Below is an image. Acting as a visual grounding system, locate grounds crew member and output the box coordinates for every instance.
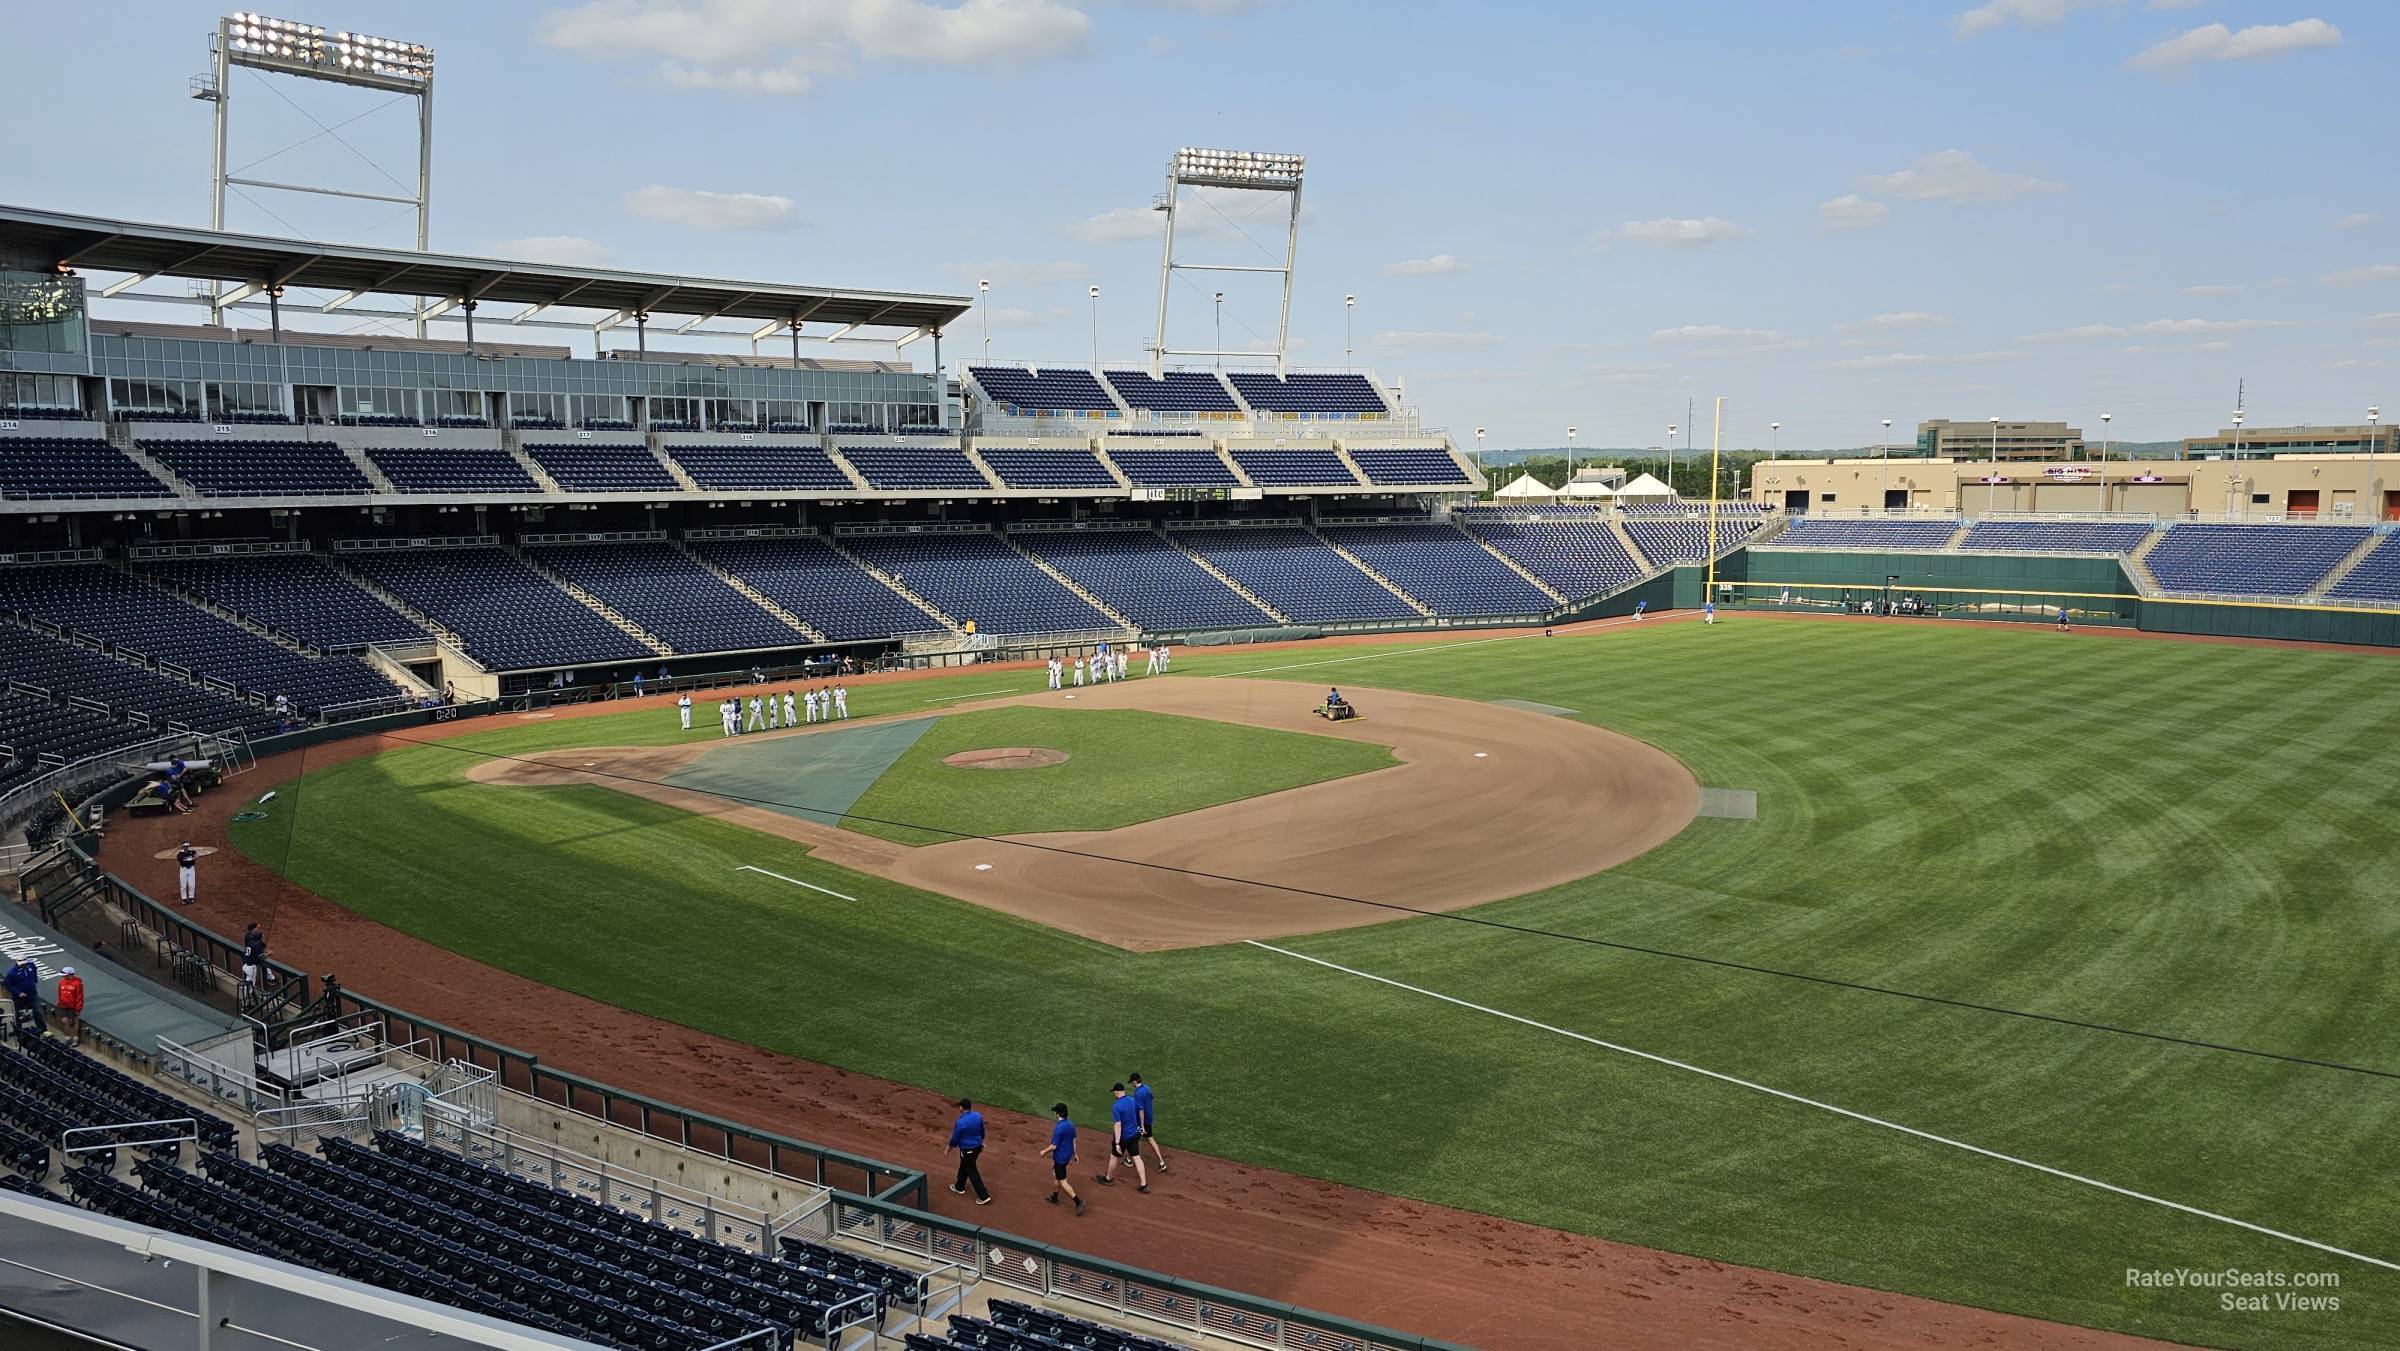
[1040,1103,1085,1215]
[1095,1083,1149,1193]
[947,1098,993,1204]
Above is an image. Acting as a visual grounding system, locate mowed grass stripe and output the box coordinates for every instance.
[236,629,2400,1348]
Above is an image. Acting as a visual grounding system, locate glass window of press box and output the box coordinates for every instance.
[510,392,565,425]
[760,399,805,429]
[2,373,81,410]
[569,394,627,427]
[828,401,884,430]
[708,398,756,429]
[649,396,700,426]
[111,378,203,416]
[424,389,482,421]
[207,382,287,417]
[0,271,88,357]
[340,387,419,421]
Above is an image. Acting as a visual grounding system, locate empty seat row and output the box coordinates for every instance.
[1227,450,1357,487]
[525,442,680,492]
[0,438,172,500]
[668,443,855,492]
[142,439,371,497]
[1107,449,1237,487]
[138,554,426,650]
[838,446,995,491]
[1773,518,1960,550]
[1226,371,1388,415]
[1347,449,1469,486]
[685,536,944,641]
[1318,523,1551,616]
[1101,369,1240,414]
[2327,532,2400,602]
[978,447,1119,489]
[1012,529,1273,630]
[341,547,657,670]
[366,447,540,494]
[969,366,1121,414]
[842,532,1113,635]
[528,542,807,654]
[1957,520,2155,554]
[0,625,279,738]
[1460,518,1642,597]
[1168,527,1417,623]
[2145,523,2371,596]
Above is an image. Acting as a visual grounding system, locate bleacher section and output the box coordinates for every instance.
[977,446,1119,489]
[908,1299,1190,1351]
[0,688,155,793]
[1772,518,1960,550]
[140,554,426,650]
[667,443,855,492]
[1227,449,1358,487]
[0,566,399,711]
[1461,518,1642,597]
[686,536,942,641]
[1958,520,2156,554]
[528,543,805,653]
[1,1038,239,1168]
[1347,448,1469,486]
[1102,369,1240,414]
[1169,527,1417,623]
[1013,529,1274,630]
[2327,533,2400,602]
[2144,523,2372,596]
[841,532,1114,634]
[1106,449,1238,487]
[364,446,542,494]
[0,626,276,739]
[524,442,680,493]
[968,366,1119,414]
[142,438,370,497]
[1225,372,1388,415]
[838,445,994,492]
[1319,524,1552,615]
[0,432,171,500]
[343,547,658,669]
[1623,513,1765,566]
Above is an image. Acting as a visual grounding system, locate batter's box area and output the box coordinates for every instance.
[1698,787,1759,820]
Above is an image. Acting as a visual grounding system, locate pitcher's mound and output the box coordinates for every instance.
[944,747,1068,771]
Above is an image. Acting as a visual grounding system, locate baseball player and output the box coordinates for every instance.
[677,693,692,730]
[1072,656,1086,687]
[832,683,850,719]
[765,691,781,729]
[176,840,199,903]
[804,687,820,724]
[1703,600,1716,625]
[746,695,764,731]
[1115,649,1129,681]
[1048,657,1062,690]
[1144,645,1160,675]
[783,688,798,725]
[1634,599,1647,621]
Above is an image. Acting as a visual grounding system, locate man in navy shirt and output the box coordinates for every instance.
[3,957,43,1036]
[1038,1103,1084,1215]
[1093,1083,1149,1193]
[946,1098,992,1204]
[1129,1072,1168,1173]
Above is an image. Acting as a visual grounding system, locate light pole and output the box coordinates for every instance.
[1345,295,1355,371]
[2099,412,2111,512]
[978,279,990,363]
[1666,423,1677,497]
[1214,291,1224,370]
[2369,404,2383,521]
[2230,410,2245,516]
[1880,417,1893,512]
[1987,415,2000,514]
[1087,285,1100,369]
[1566,425,1577,479]
[1770,420,1780,456]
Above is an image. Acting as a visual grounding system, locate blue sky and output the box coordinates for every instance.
[8,0,2394,448]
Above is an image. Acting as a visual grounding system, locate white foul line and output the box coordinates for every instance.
[734,865,858,902]
[1210,613,1655,679]
[1244,940,2397,1274]
[923,687,1019,704]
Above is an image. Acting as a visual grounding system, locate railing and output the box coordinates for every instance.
[318,692,422,723]
[424,1110,782,1255]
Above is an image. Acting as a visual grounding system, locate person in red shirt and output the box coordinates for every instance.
[55,966,85,1046]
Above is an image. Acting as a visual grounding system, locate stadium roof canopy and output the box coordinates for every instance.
[0,203,973,335]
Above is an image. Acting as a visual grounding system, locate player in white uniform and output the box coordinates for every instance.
[832,683,849,719]
[1144,646,1160,675]
[719,699,735,737]
[1115,650,1129,681]
[746,695,764,731]
[783,689,798,725]
[765,692,781,730]
[677,693,692,730]
[1048,657,1062,690]
[1072,657,1086,687]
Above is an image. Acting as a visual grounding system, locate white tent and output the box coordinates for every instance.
[1612,471,1677,501]
[1559,476,1617,500]
[1492,472,1559,499]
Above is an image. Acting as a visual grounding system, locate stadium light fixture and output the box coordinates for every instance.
[1089,285,1101,370]
[978,279,990,363]
[2370,406,2382,517]
[2099,413,2111,507]
[1770,420,1780,456]
[1345,295,1355,371]
[1989,415,2001,514]
[1881,416,1893,512]
[1566,425,1577,477]
[1153,147,1306,376]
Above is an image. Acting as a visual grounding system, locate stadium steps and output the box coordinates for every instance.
[329,559,473,651]
[1155,528,1292,624]
[1608,518,1652,574]
[648,441,702,492]
[340,445,398,494]
[507,545,676,657]
[822,446,875,492]
[504,443,564,494]
[672,540,828,642]
[2123,530,2166,595]
[997,534,1138,632]
[822,537,965,635]
[1453,522,1568,603]
[1221,449,1258,489]
[2307,531,2389,600]
[1305,525,1436,618]
[119,563,324,657]
[1328,445,1369,488]
[108,432,193,497]
[1942,521,1973,550]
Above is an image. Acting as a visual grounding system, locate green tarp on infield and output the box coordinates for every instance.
[663,717,938,826]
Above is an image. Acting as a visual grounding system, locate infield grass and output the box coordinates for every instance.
[837,706,1396,845]
[231,621,2400,1349]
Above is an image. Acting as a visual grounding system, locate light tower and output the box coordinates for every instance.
[194,12,435,332]
[1149,148,1305,376]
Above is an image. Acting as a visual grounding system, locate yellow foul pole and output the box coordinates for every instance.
[1703,395,1725,604]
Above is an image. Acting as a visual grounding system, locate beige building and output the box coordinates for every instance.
[2183,423,2395,460]
[1916,419,2085,462]
[1749,453,2397,521]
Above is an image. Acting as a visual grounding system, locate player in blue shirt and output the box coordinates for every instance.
[946,1098,992,1204]
[1038,1103,1084,1215]
[1128,1072,1167,1173]
[1093,1083,1149,1193]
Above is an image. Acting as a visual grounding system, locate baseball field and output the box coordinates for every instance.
[215,617,2400,1349]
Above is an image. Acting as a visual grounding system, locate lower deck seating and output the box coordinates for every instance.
[0,688,156,794]
[1168,527,1417,623]
[1957,520,2156,554]
[341,547,657,669]
[909,1298,1194,1350]
[1623,513,1766,566]
[1772,518,1959,550]
[0,626,278,739]
[2327,533,2400,603]
[842,532,1113,634]
[2144,523,2372,596]
[684,536,943,641]
[139,554,425,650]
[527,543,805,654]
[1460,518,1641,597]
[1012,529,1273,629]
[1318,524,1551,615]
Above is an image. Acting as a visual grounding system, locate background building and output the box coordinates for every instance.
[2183,423,2394,460]
[1916,419,2085,462]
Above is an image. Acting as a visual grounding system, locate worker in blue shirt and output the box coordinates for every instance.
[1129,1072,1168,1173]
[1094,1083,1149,1193]
[946,1098,992,1204]
[1038,1103,1084,1215]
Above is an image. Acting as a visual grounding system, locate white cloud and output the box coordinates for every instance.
[2335,212,2378,231]
[2127,19,2342,72]
[1954,0,2111,38]
[1373,330,1500,348]
[1065,206,1157,245]
[942,260,1089,285]
[2193,340,2231,351]
[1651,324,1787,346]
[487,235,614,266]
[2181,284,2242,296]
[2023,323,2131,342]
[2023,317,2295,341]
[2359,312,2400,326]
[1828,349,2025,370]
[1619,216,1748,247]
[1840,311,1950,331]
[1860,149,2066,204]
[1382,254,1466,277]
[1573,362,1689,387]
[2324,264,2400,286]
[622,185,799,230]
[1816,195,1888,231]
[1408,368,1533,383]
[539,0,1092,96]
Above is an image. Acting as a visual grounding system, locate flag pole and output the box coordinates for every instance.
[1704,395,1725,608]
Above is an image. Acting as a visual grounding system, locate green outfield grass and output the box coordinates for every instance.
[838,706,1395,845]
[229,624,2400,1349]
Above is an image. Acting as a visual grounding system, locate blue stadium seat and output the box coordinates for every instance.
[140,554,426,650]
[2327,532,2400,603]
[1012,529,1273,629]
[524,443,680,492]
[668,443,855,492]
[1102,370,1240,414]
[1228,450,1358,487]
[366,447,542,493]
[1318,524,1551,616]
[143,438,370,497]
[2145,523,2371,596]
[1347,449,1468,486]
[1958,520,2155,554]
[0,432,171,500]
[1167,527,1416,622]
[685,536,943,641]
[1773,518,1959,550]
[968,366,1120,414]
[838,446,993,491]
[978,447,1118,489]
[342,547,657,669]
[1459,518,1642,597]
[526,543,807,653]
[1225,372,1388,415]
[1107,450,1238,487]
[842,533,1114,635]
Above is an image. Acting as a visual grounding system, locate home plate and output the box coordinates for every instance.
[975,863,993,872]
[1474,752,1488,758]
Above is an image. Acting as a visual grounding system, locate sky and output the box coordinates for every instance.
[6,0,2395,449]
